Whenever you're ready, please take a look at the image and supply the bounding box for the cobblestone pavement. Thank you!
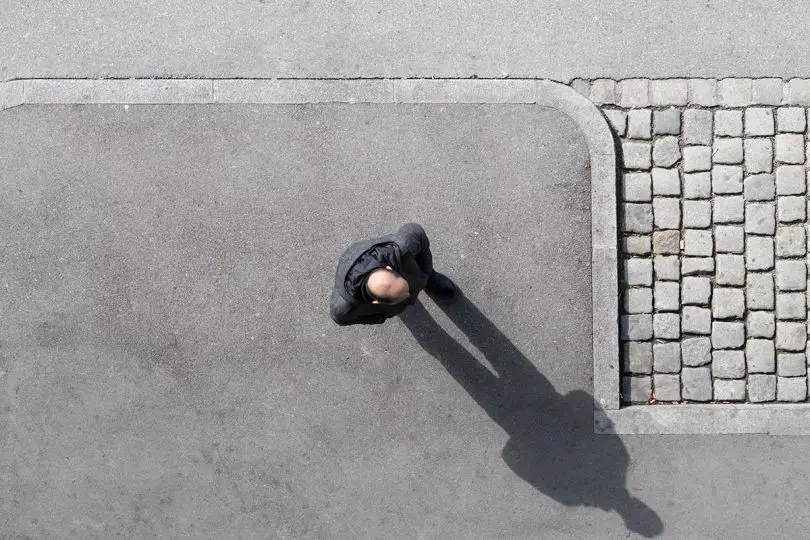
[573,78,810,405]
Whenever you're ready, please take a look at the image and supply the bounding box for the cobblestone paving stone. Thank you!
[575,78,810,404]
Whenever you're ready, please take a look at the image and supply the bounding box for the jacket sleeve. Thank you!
[330,293,387,326]
[396,222,434,274]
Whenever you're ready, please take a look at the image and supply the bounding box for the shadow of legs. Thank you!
[399,295,663,538]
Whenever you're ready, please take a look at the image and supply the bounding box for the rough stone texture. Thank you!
[714,225,745,254]
[745,236,774,271]
[624,287,653,313]
[777,376,807,402]
[590,79,617,105]
[653,109,681,135]
[744,202,775,235]
[712,351,746,379]
[618,79,650,108]
[777,353,807,377]
[653,342,681,373]
[623,203,653,233]
[653,136,681,167]
[621,314,653,341]
[623,236,651,255]
[683,172,712,198]
[653,230,680,254]
[744,139,774,174]
[715,110,743,137]
[681,367,713,401]
[776,165,805,195]
[627,108,652,139]
[775,134,805,164]
[681,257,714,275]
[712,321,745,349]
[777,107,806,133]
[681,337,712,366]
[744,174,776,201]
[655,255,680,281]
[712,165,743,194]
[712,287,745,319]
[748,374,777,402]
[776,321,807,351]
[745,107,775,136]
[777,196,806,222]
[682,109,713,145]
[746,272,775,309]
[622,172,652,202]
[654,313,680,339]
[752,78,783,105]
[682,200,711,228]
[650,79,688,106]
[653,198,681,229]
[622,141,652,169]
[775,225,806,257]
[681,306,711,335]
[785,78,810,105]
[688,79,717,107]
[612,81,810,406]
[747,311,776,338]
[747,339,776,373]
[653,374,681,401]
[682,147,712,173]
[654,281,680,312]
[776,292,806,320]
[713,138,743,165]
[713,196,744,224]
[775,260,807,291]
[715,254,745,286]
[682,229,713,256]
[624,258,653,286]
[713,379,747,401]
[624,341,653,374]
[604,109,627,136]
[652,167,680,195]
[718,78,752,107]
[621,375,652,403]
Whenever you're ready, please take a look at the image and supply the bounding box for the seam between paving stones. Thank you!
[0,76,621,427]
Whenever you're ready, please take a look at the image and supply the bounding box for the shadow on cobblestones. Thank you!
[400,293,663,538]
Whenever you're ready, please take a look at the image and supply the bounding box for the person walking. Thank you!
[329,223,456,326]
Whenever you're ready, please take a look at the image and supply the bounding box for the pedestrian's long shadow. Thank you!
[399,293,663,538]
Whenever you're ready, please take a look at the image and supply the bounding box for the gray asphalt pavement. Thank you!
[1,0,809,81]
[0,103,612,537]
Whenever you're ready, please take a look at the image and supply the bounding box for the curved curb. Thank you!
[532,80,618,414]
[0,77,620,415]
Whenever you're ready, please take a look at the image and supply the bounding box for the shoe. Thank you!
[425,272,456,297]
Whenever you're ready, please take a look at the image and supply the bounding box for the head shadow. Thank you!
[398,293,663,538]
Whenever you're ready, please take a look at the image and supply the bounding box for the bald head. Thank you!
[367,267,410,304]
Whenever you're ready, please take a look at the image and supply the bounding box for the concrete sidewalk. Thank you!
[2,0,810,81]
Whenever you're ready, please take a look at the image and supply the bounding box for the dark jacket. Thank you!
[329,223,434,326]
